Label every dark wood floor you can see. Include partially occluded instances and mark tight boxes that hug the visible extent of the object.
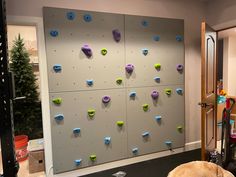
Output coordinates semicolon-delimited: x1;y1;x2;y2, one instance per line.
82;149;201;177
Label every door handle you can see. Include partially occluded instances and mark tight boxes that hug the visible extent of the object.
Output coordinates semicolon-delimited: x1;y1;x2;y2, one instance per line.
198;102;213;108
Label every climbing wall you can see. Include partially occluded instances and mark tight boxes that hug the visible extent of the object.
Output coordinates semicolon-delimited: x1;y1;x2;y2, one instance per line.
43;7;184;174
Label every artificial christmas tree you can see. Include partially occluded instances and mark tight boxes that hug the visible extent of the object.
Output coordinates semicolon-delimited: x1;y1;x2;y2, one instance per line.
10;35;42;139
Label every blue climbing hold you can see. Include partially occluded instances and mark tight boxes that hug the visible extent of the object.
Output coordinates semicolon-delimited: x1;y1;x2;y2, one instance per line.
176;35;183;42
84;14;92;22
141;20;148;27
129;91;136;97
132;148;138;154
53;64;62;72
142;131;150;137
104;137;111;145
153;35;160;41
50;30;59;37
73;128;81;134
155;115;162;121
66;12;75;20
54;114;64;121
86;79;93;86
176;88;183;95
165;141;172;146
142;48;148;56
74;159;82;166
154;77;160;83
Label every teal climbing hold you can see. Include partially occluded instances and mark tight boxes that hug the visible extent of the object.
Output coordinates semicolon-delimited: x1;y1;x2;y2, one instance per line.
74;159;82;166
165;141;172;146
73;128;81;134
129;91;136;97
176;88;183;95
104;137;111;145
155;115;162;122
54;114;64;121
142;131;150;137
142;48;148;56
132;148;138;154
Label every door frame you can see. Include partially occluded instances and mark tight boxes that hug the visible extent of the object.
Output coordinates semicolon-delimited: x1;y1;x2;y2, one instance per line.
6;16;53;176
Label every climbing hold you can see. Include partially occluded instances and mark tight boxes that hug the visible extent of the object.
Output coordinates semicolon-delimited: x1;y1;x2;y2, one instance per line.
83;14;92;22
102;95;111;104
86;79;93;86
50;30;59;37
125;64;134;74
129;91;136;98
112;29;121;42
141;20;148;27
165;89;172;96
153;35;160;41
117;121;124;127
176;88;183;95
177;126;183;133
73;128;81;134
54;114;64;121
142;48;148;56
116;77;123;85
88;109;95;118
132;148;138;154
154;77;160;83
53;64;62;72
155;115;162;122
165;141;172;146
176;35;183;42
142;104;149;112
176;64;184;72
52;98;62;105
151;90;159;100
90;155;96;161
74;159;82;166
81;44;92;58
101;48;108;56
154;63;161;70
104;137;111;145
66;12;75;20
142;131;150;137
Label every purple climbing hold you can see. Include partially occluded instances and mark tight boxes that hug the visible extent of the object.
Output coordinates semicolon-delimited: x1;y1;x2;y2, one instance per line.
176;64;184;72
112;29;121;42
125;64;134;74
151;90;159;99
81;44;92;58
102;95;111;104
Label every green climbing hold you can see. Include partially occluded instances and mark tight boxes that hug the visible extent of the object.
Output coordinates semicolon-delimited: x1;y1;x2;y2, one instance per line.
90;155;96;161
52;98;62;105
154;63;161;70
116;77;123;85
165;89;172;96
88;109;95;118
177;126;183;133
117;121;124;127
142;104;149;112
101;48;107;56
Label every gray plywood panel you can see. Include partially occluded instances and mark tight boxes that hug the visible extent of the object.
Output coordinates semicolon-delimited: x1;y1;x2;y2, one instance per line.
125;16;184;87
44;8;126;93
49;89;127;173
43;7;185;174
126;85;185;157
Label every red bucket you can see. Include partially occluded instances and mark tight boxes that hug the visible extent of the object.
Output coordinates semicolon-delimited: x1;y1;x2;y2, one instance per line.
15;135;29;162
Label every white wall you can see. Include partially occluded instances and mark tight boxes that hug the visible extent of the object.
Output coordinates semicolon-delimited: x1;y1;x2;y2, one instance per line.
6;0;206;175
223;36;236;96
